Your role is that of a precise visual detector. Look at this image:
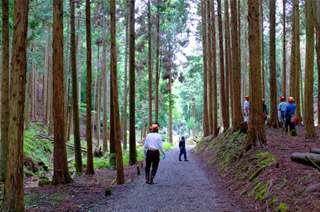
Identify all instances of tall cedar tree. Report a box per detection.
[148,0,153,128]
[211,0,218,136]
[282,0,286,97]
[52,0,72,184]
[289,0,296,98]
[86,0,94,174]
[244,0,266,151]
[70,0,82,173]
[1,0,10,182]
[224,0,231,132]
[293,0,301,121]
[269,0,279,127]
[1,0,29,210]
[110,0,125,184]
[155,0,161,122]
[129,0,137,165]
[231,0,242,130]
[201,0,209,136]
[168,43,173,143]
[217,0,228,130]
[260,0,265,98]
[207,0,213,134]
[314,0,320,126]
[304,0,316,139]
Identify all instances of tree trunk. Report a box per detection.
[1,1,29,209]
[244,0,267,152]
[86,0,94,175]
[169,44,173,144]
[224,0,231,134]
[269,0,279,127]
[207,0,213,135]
[231,0,242,131]
[294,0,301,121]
[1,0,10,182]
[97,78,102,146]
[43,32,50,124]
[25,72,31,130]
[260,0,265,98]
[155,0,161,123]
[211,0,218,136]
[70,0,82,173]
[52,0,72,185]
[129,0,137,165]
[289,0,296,97]
[201,0,209,136]
[148,0,153,128]
[304,0,316,139]
[282,0,286,98]
[30,44,35,121]
[110,0,125,184]
[314,0,320,126]
[217,0,228,130]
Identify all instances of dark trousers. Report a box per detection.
[285,115,295,132]
[179,147,187,160]
[145,150,160,178]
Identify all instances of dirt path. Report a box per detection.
[94,146,242,212]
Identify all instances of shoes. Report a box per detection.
[179,158,182,161]
[185,159,189,161]
[145,176,150,184]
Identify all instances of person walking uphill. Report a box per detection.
[278,96,287,127]
[244,96,249,123]
[179,136,188,161]
[144,123,165,184]
[284,97,297,136]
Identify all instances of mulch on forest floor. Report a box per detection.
[25,163,141,212]
[193,126,320,212]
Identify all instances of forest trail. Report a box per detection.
[95,146,242,212]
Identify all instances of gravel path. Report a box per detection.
[95,146,242,212]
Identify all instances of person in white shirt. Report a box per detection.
[244,96,250,123]
[144,123,165,184]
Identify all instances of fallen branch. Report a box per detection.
[291,152,320,168]
[310,148,320,154]
[305,156,320,172]
[38,134,87,153]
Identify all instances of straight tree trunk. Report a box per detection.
[110,0,125,184]
[243,20,248,103]
[70,0,82,173]
[86,0,94,175]
[52,0,72,185]
[314,0,320,126]
[25,72,31,130]
[231,0,242,130]
[207,0,213,135]
[168,48,173,144]
[97,78,102,146]
[1,1,29,209]
[224,0,231,132]
[269,0,279,127]
[201,0,209,136]
[304,0,316,139]
[260,0,265,98]
[294,0,301,121]
[148,0,153,128]
[289,0,296,97]
[30,44,35,121]
[43,32,50,124]
[129,0,137,165]
[282,0,286,97]
[217,0,228,130]
[244,0,266,152]
[155,0,161,123]
[1,0,10,182]
[211,0,218,136]
[122,2,129,151]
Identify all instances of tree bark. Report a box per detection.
[217,0,228,130]
[304,0,316,139]
[155,0,161,123]
[2,1,29,209]
[244,0,266,152]
[294,0,301,121]
[282,0,286,98]
[110,0,125,184]
[231,0,242,131]
[207,0,213,135]
[211,0,218,136]
[224,0,231,134]
[269,0,279,127]
[70,0,82,173]
[260,0,265,98]
[202,0,209,136]
[289,0,296,97]
[129,0,137,165]
[86,0,94,175]
[148,0,153,128]
[314,0,320,126]
[1,0,10,182]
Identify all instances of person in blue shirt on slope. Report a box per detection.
[278,96,287,127]
[284,97,297,136]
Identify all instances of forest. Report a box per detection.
[0,0,320,211]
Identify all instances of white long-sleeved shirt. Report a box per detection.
[143,132,165,154]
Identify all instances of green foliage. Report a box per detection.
[277,203,289,212]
